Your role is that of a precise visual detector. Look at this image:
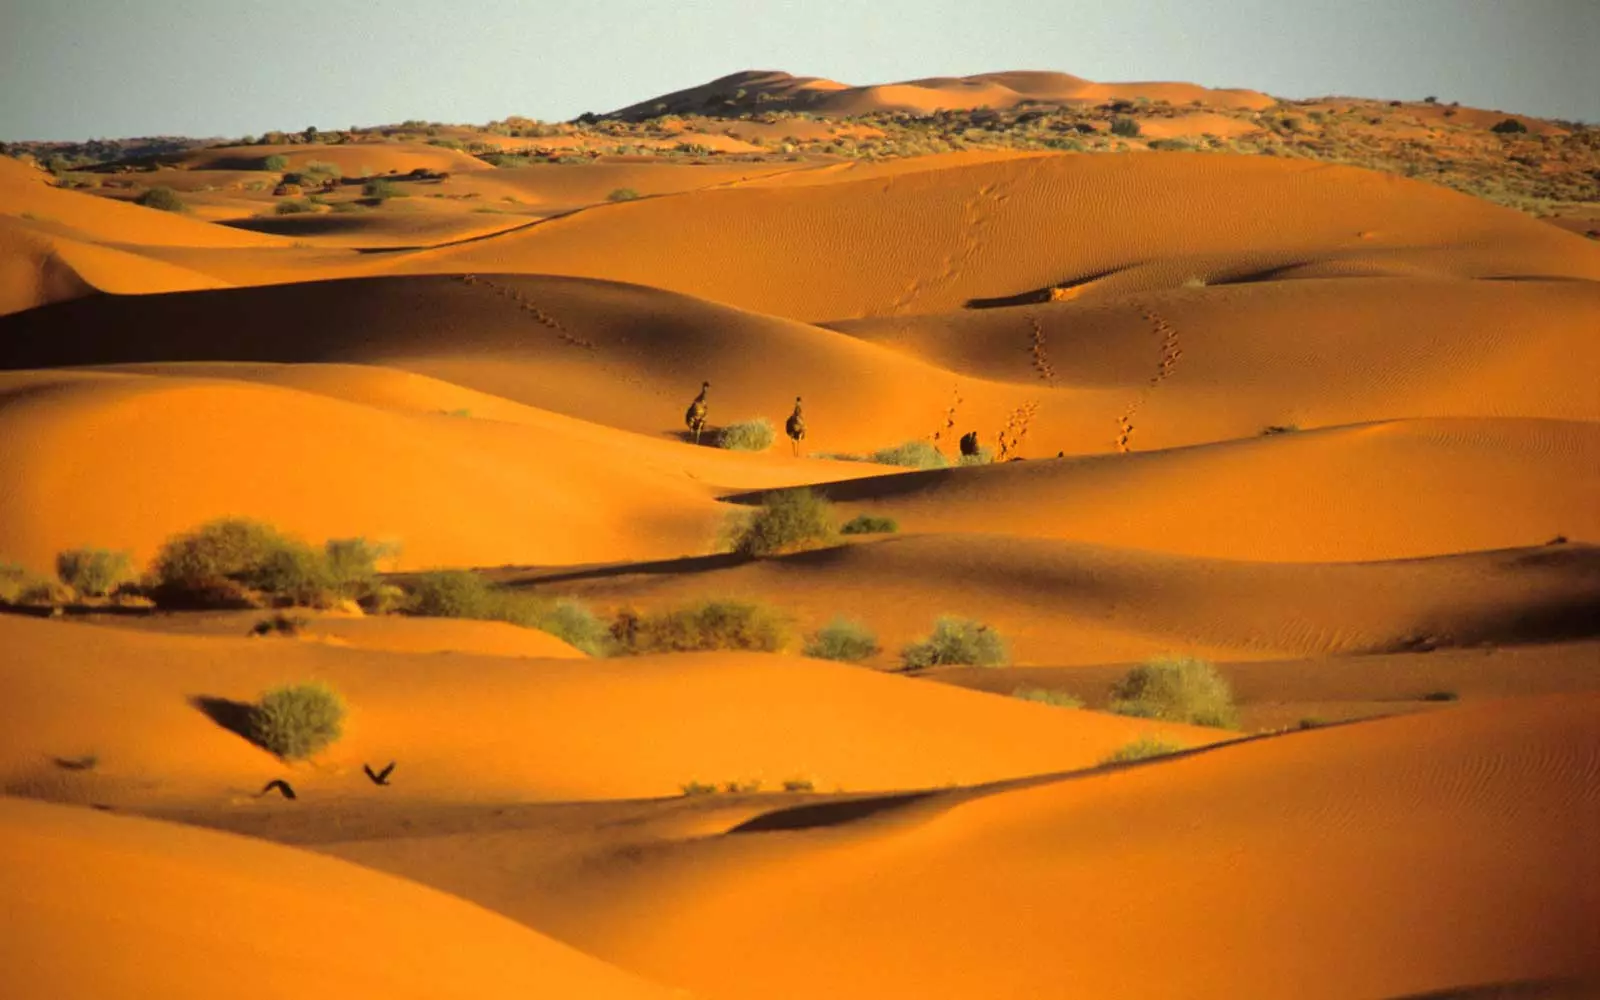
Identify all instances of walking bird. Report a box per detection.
[684,381,710,444]
[785,396,806,456]
[363,762,396,786]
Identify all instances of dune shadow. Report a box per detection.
[727,790,939,834]
[509,551,750,588]
[1384,979,1595,1000]
[963,266,1125,308]
[189,695,257,746]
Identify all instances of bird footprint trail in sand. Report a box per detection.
[889,180,1007,314]
[932,384,964,443]
[1028,314,1056,385]
[458,274,596,350]
[998,401,1039,460]
[1116,305,1185,453]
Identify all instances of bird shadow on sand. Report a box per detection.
[189,695,258,747]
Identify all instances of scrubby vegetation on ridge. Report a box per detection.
[612,599,791,654]
[840,513,898,535]
[803,617,880,662]
[717,418,776,452]
[1013,687,1084,709]
[1101,735,1187,764]
[1109,656,1239,729]
[55,548,135,598]
[901,616,1008,670]
[401,570,611,655]
[725,488,836,556]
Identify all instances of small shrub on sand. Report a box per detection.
[840,514,898,535]
[901,616,1007,670]
[1110,116,1142,138]
[1101,735,1185,765]
[251,682,345,760]
[402,572,611,654]
[803,617,880,662]
[681,781,718,796]
[403,570,493,618]
[1013,687,1084,709]
[870,440,949,469]
[782,778,815,792]
[55,548,135,598]
[607,187,641,201]
[728,489,835,557]
[323,537,396,605]
[251,612,310,637]
[1420,690,1460,702]
[1490,118,1528,135]
[137,186,186,212]
[716,418,776,452]
[303,159,341,179]
[152,518,330,607]
[362,177,400,201]
[1109,656,1238,728]
[261,154,289,171]
[530,599,614,656]
[957,446,994,466]
[613,600,790,654]
[0,562,65,605]
[275,199,313,215]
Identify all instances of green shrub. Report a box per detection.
[403,570,493,618]
[901,616,1007,670]
[1109,656,1238,728]
[957,447,994,466]
[728,489,835,557]
[275,199,313,215]
[607,187,641,201]
[840,514,898,535]
[0,562,62,605]
[303,159,341,179]
[716,418,776,452]
[532,599,613,656]
[1013,687,1084,709]
[251,682,345,759]
[323,537,397,605]
[152,518,330,607]
[1111,116,1142,138]
[803,617,880,661]
[55,548,135,598]
[1101,735,1185,764]
[402,572,610,654]
[137,186,186,212]
[681,780,718,796]
[783,778,815,792]
[870,440,949,469]
[362,177,400,201]
[262,154,289,171]
[613,599,790,654]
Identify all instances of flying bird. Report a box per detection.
[259,779,297,800]
[785,396,806,456]
[684,381,710,445]
[363,761,396,786]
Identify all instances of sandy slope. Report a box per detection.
[504,538,1600,666]
[502,696,1600,999]
[0,612,1223,806]
[0,796,672,1000]
[173,141,492,176]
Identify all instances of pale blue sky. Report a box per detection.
[1,0,1595,140]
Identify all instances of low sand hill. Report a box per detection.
[501,695,1600,999]
[503,538,1600,666]
[171,141,492,177]
[608,69,1275,120]
[382,153,1600,322]
[0,613,1223,806]
[0,796,673,1000]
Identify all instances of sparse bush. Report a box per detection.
[1013,687,1084,709]
[303,159,341,179]
[681,781,718,796]
[261,154,289,171]
[0,562,65,605]
[1420,690,1460,702]
[607,187,641,201]
[1110,116,1141,138]
[55,548,135,598]
[901,616,1007,670]
[957,446,994,466]
[717,418,776,452]
[612,599,790,654]
[1490,118,1528,135]
[729,489,835,557]
[1109,656,1238,728]
[403,570,493,618]
[839,513,897,535]
[275,199,313,215]
[869,440,949,469]
[401,572,610,653]
[323,537,397,606]
[251,612,309,637]
[362,177,400,201]
[803,617,880,661]
[251,682,345,759]
[137,186,186,213]
[152,518,331,607]
[1101,736,1185,764]
[1261,424,1299,435]
[533,599,614,656]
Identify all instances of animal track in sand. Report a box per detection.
[459,274,596,350]
[1027,314,1056,385]
[932,384,964,443]
[890,181,1007,314]
[1115,305,1185,453]
[997,400,1038,460]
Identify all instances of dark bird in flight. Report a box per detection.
[684,381,710,445]
[259,779,297,800]
[785,396,806,456]
[363,761,396,786]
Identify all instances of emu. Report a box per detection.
[785,396,806,456]
[684,381,710,444]
[959,431,981,457]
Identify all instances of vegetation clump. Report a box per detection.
[137,186,186,212]
[1013,687,1084,709]
[1110,116,1142,137]
[839,513,898,535]
[717,418,776,452]
[1108,656,1238,728]
[0,562,64,605]
[274,199,313,215]
[901,616,1007,670]
[152,518,324,607]
[55,548,135,598]
[362,177,400,201]
[1490,117,1528,134]
[728,489,836,557]
[250,682,346,760]
[607,187,641,201]
[400,571,611,654]
[1101,736,1186,764]
[803,617,880,662]
[261,154,289,171]
[870,440,949,469]
[612,599,790,654]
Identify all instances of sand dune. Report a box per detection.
[0,612,1224,806]
[505,537,1600,666]
[172,141,492,176]
[515,695,1600,999]
[0,796,672,1000]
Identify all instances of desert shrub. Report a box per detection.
[0,562,65,605]
[1420,690,1459,702]
[532,599,613,656]
[870,440,949,469]
[362,177,400,201]
[55,548,135,598]
[152,518,330,607]
[323,537,397,605]
[1013,687,1084,709]
[803,617,880,661]
[137,186,186,212]
[782,778,815,792]
[484,153,531,168]
[1110,116,1141,138]
[901,616,1007,670]
[1261,424,1299,435]
[839,513,897,535]
[251,612,309,637]
[251,682,345,759]
[1146,138,1193,151]
[275,199,312,215]
[1101,735,1185,764]
[716,418,776,452]
[403,570,494,618]
[402,572,609,653]
[957,446,995,466]
[1109,656,1238,728]
[303,159,341,179]
[728,489,836,557]
[261,154,289,171]
[607,187,641,201]
[681,781,718,796]
[612,599,790,654]
[1490,118,1528,135]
